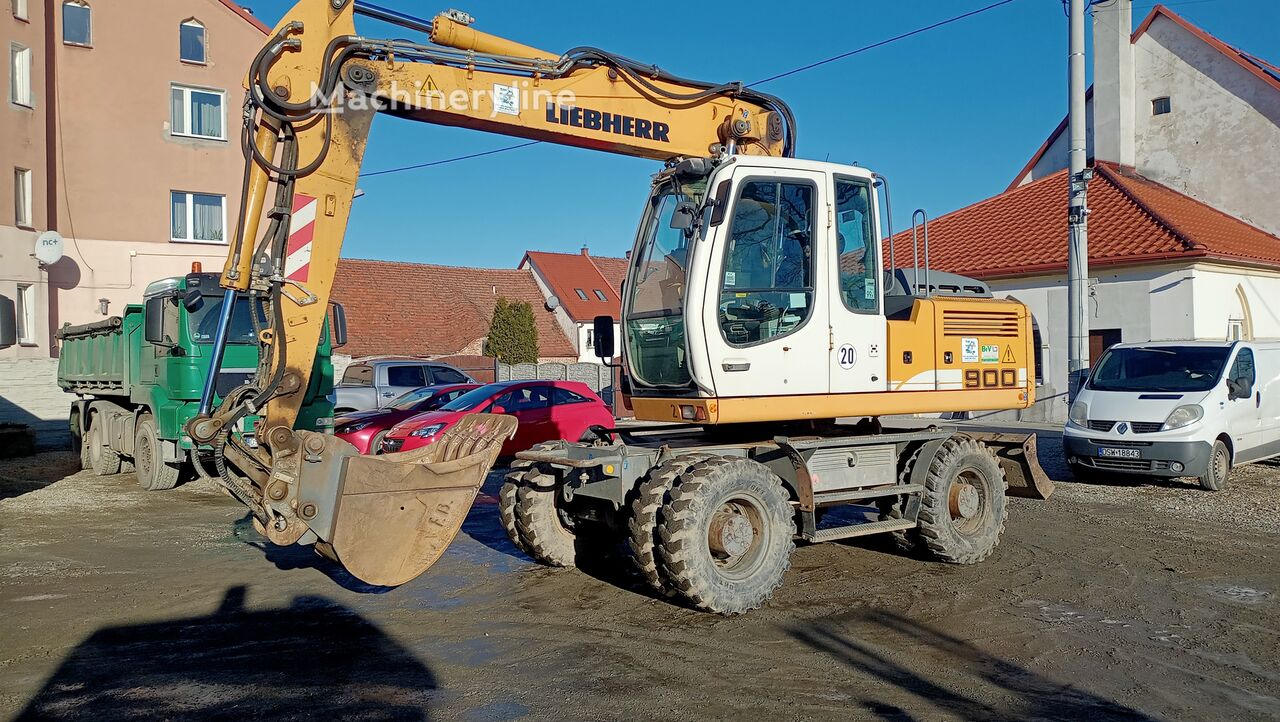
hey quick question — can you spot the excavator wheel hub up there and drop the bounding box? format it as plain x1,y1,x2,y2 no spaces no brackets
949,481,981,520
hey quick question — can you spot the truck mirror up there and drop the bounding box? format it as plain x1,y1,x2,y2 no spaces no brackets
329,301,348,348
182,288,204,312
669,201,696,231
144,296,173,346
593,315,615,360
0,295,15,349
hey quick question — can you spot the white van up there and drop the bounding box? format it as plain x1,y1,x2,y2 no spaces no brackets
1063,340,1280,490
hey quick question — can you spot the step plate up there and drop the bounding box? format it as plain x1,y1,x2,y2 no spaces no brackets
814,484,923,505
808,518,916,543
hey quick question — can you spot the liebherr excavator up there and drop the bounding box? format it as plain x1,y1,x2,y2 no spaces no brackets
191,0,1052,613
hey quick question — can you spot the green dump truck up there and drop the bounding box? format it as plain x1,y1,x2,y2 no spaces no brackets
57,271,340,490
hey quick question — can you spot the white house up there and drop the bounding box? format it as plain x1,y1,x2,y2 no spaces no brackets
519,248,628,363
892,2,1280,422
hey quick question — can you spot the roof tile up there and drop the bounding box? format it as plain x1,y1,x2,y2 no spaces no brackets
522,250,628,322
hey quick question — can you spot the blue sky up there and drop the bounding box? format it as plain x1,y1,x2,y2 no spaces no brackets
242,0,1278,267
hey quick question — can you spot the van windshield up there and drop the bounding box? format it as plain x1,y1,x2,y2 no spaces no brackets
1088,346,1230,392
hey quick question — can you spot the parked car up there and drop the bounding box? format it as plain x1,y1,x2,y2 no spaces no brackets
334,384,479,454
334,359,476,412
1064,340,1280,490
380,380,614,456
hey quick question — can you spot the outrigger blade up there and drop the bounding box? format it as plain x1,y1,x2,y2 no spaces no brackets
292,414,518,586
967,431,1055,500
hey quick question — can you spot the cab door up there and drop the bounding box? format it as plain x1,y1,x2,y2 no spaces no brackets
828,174,888,394
1222,346,1262,461
703,169,830,398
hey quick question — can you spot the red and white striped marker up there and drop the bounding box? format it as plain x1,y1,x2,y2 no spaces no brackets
284,193,318,283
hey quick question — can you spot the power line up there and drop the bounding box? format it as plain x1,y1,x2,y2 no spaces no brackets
750,0,1017,86
361,0,1020,178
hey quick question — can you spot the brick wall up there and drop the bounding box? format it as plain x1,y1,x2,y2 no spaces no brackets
0,359,71,450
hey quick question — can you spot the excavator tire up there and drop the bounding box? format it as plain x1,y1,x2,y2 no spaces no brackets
626,453,713,595
656,457,794,615
87,413,122,477
513,461,579,567
499,442,559,555
915,435,1008,565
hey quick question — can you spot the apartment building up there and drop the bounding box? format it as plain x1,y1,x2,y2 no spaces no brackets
1,0,268,361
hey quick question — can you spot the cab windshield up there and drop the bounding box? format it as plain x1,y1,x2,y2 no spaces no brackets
624,177,706,387
1088,346,1230,392
439,383,508,412
188,293,266,344
387,387,437,411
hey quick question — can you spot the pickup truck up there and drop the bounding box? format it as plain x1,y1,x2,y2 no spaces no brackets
334,359,476,412
57,271,340,490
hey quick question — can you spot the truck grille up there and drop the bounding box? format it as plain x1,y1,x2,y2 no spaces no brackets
216,369,256,398
941,309,1021,337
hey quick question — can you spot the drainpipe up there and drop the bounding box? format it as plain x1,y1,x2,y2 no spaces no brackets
1066,0,1092,402
43,0,57,231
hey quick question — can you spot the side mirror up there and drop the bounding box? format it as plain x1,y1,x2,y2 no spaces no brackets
1228,379,1252,401
669,200,696,231
490,405,507,415
328,301,348,348
0,295,15,349
182,288,204,312
144,296,174,346
593,315,616,360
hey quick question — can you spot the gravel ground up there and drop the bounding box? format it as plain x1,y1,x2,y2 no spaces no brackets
1,427,1278,721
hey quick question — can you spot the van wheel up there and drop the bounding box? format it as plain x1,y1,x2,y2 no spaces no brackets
87,414,122,476
1198,440,1230,492
134,414,181,491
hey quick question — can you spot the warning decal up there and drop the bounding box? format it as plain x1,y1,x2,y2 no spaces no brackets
1002,345,1017,364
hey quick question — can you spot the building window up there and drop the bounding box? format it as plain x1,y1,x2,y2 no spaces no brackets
16,283,35,344
171,191,226,243
170,85,225,140
180,19,206,64
585,329,594,349
1152,96,1171,115
574,288,588,301
62,1,91,46
14,167,31,227
593,289,607,301
10,43,31,107
13,0,28,21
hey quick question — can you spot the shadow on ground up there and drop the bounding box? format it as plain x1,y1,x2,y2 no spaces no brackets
232,514,397,594
0,451,82,500
788,609,1154,721
14,585,436,721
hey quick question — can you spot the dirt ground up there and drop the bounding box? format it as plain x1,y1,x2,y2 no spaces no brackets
1,429,1278,721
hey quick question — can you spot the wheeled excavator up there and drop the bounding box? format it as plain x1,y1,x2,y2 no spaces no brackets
190,0,1052,613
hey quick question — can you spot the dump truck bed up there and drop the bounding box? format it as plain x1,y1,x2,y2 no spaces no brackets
56,308,143,397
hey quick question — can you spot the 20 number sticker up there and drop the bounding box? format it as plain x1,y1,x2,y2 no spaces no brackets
838,344,858,369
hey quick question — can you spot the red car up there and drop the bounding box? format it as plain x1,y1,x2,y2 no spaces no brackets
380,380,614,456
334,384,479,454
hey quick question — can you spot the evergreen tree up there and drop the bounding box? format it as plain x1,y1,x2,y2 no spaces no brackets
485,297,539,364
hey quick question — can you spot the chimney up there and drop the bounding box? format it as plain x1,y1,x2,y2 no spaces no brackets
1093,0,1135,167
580,245,589,256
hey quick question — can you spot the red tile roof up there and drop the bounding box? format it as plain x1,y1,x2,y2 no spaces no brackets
888,162,1280,279
520,250,627,322
215,0,270,34
331,259,576,359
1008,4,1280,190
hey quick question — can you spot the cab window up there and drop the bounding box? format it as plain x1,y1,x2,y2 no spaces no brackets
1228,348,1255,396
492,386,551,412
342,365,372,386
835,177,878,313
386,365,426,387
431,366,469,384
719,179,815,347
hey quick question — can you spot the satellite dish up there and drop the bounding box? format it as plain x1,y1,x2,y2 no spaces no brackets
545,295,561,311
34,231,64,266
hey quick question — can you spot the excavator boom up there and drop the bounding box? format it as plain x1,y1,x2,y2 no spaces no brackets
187,0,795,586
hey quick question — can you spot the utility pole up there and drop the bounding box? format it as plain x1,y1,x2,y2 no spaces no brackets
1067,0,1092,401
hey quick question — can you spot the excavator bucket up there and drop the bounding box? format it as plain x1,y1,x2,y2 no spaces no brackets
967,431,1055,500
290,414,518,586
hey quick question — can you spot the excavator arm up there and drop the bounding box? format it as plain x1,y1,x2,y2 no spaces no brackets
185,0,795,586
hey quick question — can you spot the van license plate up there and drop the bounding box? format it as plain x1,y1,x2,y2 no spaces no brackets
1098,448,1141,459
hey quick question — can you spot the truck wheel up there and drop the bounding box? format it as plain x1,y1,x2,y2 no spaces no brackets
916,435,1007,564
513,460,578,567
656,458,795,614
627,454,712,595
134,414,181,491
72,411,92,471
499,442,558,555
1198,440,1230,492
87,414,122,476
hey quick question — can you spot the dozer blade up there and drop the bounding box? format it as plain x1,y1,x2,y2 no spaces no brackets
966,431,1055,500
291,414,518,586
